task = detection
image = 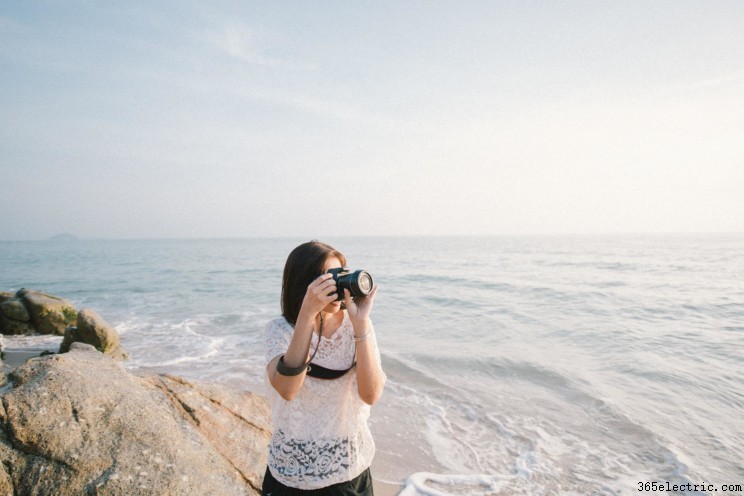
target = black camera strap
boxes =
[306,361,356,380]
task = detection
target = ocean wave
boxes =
[376,352,704,494]
[399,472,515,496]
[1,334,63,352]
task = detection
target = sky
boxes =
[1,1,743,240]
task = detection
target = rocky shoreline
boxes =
[0,289,78,336]
[0,290,270,495]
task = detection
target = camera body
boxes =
[327,267,374,301]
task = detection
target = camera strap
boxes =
[306,361,356,380]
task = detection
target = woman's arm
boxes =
[267,274,337,401]
[345,288,385,405]
[353,319,384,405]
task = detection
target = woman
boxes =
[262,241,385,495]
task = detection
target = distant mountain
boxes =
[47,233,80,241]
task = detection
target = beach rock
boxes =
[16,288,77,335]
[0,299,30,322]
[0,343,270,495]
[0,315,34,336]
[151,375,271,490]
[0,294,35,335]
[59,308,129,361]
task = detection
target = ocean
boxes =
[1,235,743,495]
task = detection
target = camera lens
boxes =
[358,273,373,293]
[350,270,373,296]
[331,268,374,299]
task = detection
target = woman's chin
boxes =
[323,301,343,313]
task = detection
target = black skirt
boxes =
[261,467,374,496]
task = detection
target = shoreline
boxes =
[2,349,46,371]
[374,480,403,496]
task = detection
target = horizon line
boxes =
[2,231,744,242]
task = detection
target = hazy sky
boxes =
[2,1,743,239]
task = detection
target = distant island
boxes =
[47,233,80,241]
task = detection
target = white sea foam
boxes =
[2,334,62,352]
[399,472,514,496]
[119,317,225,368]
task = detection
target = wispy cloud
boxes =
[204,21,317,71]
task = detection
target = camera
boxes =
[327,267,374,301]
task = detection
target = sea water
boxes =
[1,235,743,495]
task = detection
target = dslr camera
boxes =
[327,267,374,301]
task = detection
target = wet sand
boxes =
[2,349,44,372]
[373,479,403,496]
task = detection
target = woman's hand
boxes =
[343,286,378,331]
[300,273,338,316]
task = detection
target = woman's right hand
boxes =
[300,273,338,316]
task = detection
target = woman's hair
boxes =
[281,240,347,326]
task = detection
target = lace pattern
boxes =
[264,314,382,489]
[269,430,351,482]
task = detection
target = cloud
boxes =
[204,21,317,71]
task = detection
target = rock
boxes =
[151,375,272,491]
[0,299,30,322]
[17,288,78,335]
[0,343,270,495]
[0,464,11,496]
[0,314,34,336]
[59,309,129,360]
[0,291,15,334]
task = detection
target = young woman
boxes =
[262,241,385,496]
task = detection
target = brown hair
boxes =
[281,241,347,326]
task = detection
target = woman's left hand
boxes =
[343,286,378,330]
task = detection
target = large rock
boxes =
[0,300,29,322]
[16,288,77,335]
[152,375,271,491]
[0,343,270,495]
[59,309,129,361]
[0,294,34,335]
[0,314,33,336]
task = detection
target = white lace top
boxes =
[264,312,384,490]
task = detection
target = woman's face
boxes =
[322,256,343,314]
